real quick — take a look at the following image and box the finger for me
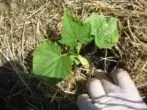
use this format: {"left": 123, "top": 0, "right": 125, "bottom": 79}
{"left": 87, "top": 78, "right": 105, "bottom": 99}
{"left": 94, "top": 69, "right": 119, "bottom": 93}
{"left": 77, "top": 94, "right": 96, "bottom": 110}
{"left": 111, "top": 69, "right": 136, "bottom": 90}
{"left": 101, "top": 79, "right": 120, "bottom": 93}
{"left": 77, "top": 94, "right": 91, "bottom": 106}
{"left": 94, "top": 69, "right": 107, "bottom": 80}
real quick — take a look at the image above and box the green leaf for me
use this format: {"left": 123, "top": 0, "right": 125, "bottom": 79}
{"left": 85, "top": 13, "right": 119, "bottom": 49}
{"left": 70, "top": 55, "right": 80, "bottom": 65}
{"left": 33, "top": 41, "right": 72, "bottom": 84}
{"left": 70, "top": 55, "right": 89, "bottom": 69}
{"left": 76, "top": 55, "right": 89, "bottom": 69}
{"left": 60, "top": 10, "right": 91, "bottom": 48}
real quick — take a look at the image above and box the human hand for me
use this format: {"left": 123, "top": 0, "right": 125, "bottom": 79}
{"left": 77, "top": 69, "right": 147, "bottom": 110}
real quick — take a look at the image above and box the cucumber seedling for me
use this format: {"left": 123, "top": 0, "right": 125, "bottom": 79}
{"left": 32, "top": 10, "right": 119, "bottom": 84}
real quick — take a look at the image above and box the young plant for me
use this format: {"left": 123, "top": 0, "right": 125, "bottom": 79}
{"left": 32, "top": 10, "right": 119, "bottom": 84}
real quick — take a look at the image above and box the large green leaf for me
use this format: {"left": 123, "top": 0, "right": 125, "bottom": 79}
{"left": 33, "top": 41, "right": 72, "bottom": 84}
{"left": 85, "top": 13, "right": 119, "bottom": 49}
{"left": 60, "top": 10, "right": 91, "bottom": 48}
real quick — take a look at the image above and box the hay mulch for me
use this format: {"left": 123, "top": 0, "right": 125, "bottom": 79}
{"left": 0, "top": 0, "right": 147, "bottom": 110}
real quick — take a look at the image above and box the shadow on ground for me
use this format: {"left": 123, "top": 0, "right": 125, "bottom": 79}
{"left": 0, "top": 61, "right": 78, "bottom": 110}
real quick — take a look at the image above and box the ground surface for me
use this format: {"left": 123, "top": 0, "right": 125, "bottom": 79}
{"left": 0, "top": 0, "right": 147, "bottom": 110}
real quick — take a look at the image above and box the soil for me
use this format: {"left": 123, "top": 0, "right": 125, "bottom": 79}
{"left": 0, "top": 0, "right": 147, "bottom": 110}
{"left": 81, "top": 41, "right": 124, "bottom": 73}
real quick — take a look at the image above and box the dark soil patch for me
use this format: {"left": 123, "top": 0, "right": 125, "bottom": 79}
{"left": 0, "top": 62, "right": 78, "bottom": 110}
{"left": 81, "top": 41, "right": 124, "bottom": 73}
